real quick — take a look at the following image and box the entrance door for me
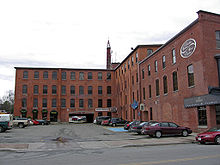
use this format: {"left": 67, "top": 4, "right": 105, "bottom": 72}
{"left": 216, "top": 105, "right": 220, "bottom": 125}
{"left": 198, "top": 106, "right": 207, "bottom": 126}
{"left": 50, "top": 111, "right": 58, "bottom": 122}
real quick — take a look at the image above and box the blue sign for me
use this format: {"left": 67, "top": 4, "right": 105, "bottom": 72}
{"left": 131, "top": 100, "right": 138, "bottom": 110}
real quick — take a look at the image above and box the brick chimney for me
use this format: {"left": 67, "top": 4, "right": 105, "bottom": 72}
{"left": 106, "top": 40, "right": 111, "bottom": 69}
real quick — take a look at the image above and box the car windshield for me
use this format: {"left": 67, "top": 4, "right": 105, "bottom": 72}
{"left": 207, "top": 128, "right": 220, "bottom": 132}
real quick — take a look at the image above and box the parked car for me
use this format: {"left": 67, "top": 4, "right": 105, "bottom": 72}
{"left": 130, "top": 121, "right": 158, "bottom": 134}
{"left": 94, "top": 116, "right": 111, "bottom": 125}
{"left": 13, "top": 118, "right": 31, "bottom": 128}
{"left": 142, "top": 122, "right": 192, "bottom": 138}
{"left": 32, "top": 120, "right": 40, "bottom": 125}
{"left": 124, "top": 121, "right": 140, "bottom": 130}
{"left": 109, "top": 118, "right": 127, "bottom": 127}
{"left": 101, "top": 119, "right": 110, "bottom": 126}
{"left": 196, "top": 127, "right": 220, "bottom": 144}
{"left": 0, "top": 114, "right": 13, "bottom": 130}
{"left": 36, "top": 119, "right": 50, "bottom": 125}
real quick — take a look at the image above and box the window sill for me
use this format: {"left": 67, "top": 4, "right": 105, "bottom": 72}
{"left": 188, "top": 85, "right": 195, "bottom": 89}
{"left": 198, "top": 125, "right": 208, "bottom": 128}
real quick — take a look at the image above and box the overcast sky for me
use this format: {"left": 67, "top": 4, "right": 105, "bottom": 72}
{"left": 0, "top": 0, "right": 219, "bottom": 98}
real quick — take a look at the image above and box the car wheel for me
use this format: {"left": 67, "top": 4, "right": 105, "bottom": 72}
{"left": 155, "top": 131, "right": 162, "bottom": 138}
{"left": 112, "top": 123, "right": 116, "bottom": 127}
{"left": 42, "top": 123, "right": 45, "bottom": 126}
{"left": 182, "top": 130, "right": 188, "bottom": 137}
{"left": 18, "top": 123, "right": 24, "bottom": 128}
{"left": 199, "top": 141, "right": 205, "bottom": 144}
{"left": 0, "top": 126, "right": 5, "bottom": 133}
{"left": 214, "top": 136, "right": 220, "bottom": 145}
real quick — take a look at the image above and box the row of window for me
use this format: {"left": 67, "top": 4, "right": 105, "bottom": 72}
{"left": 142, "top": 65, "right": 194, "bottom": 99}
{"left": 22, "top": 98, "right": 112, "bottom": 108}
{"left": 22, "top": 85, "right": 112, "bottom": 95}
{"left": 23, "top": 71, "right": 112, "bottom": 80}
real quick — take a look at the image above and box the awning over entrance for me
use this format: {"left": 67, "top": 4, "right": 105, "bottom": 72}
{"left": 184, "top": 94, "right": 220, "bottom": 108}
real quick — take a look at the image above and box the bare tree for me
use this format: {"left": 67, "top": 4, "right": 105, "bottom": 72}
{"left": 0, "top": 90, "right": 14, "bottom": 114}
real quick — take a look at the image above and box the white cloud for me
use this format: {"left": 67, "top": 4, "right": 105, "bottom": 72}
{"left": 0, "top": 0, "right": 220, "bottom": 97}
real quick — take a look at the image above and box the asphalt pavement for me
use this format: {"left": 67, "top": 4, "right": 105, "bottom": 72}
{"left": 0, "top": 124, "right": 197, "bottom": 152}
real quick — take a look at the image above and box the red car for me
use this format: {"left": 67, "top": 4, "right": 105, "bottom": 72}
{"left": 32, "top": 120, "right": 40, "bottom": 125}
{"left": 142, "top": 122, "right": 192, "bottom": 138}
{"left": 196, "top": 127, "right": 220, "bottom": 145}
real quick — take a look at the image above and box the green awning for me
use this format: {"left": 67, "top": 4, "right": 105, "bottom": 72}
{"left": 42, "top": 109, "right": 48, "bottom": 113}
{"left": 20, "top": 109, "right": 27, "bottom": 113}
{"left": 32, "top": 109, "right": 38, "bottom": 113}
{"left": 50, "top": 110, "right": 58, "bottom": 115}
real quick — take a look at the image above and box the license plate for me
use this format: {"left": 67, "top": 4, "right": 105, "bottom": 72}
{"left": 198, "top": 138, "right": 201, "bottom": 141}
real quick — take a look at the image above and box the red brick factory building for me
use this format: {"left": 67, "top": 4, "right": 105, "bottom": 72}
{"left": 14, "top": 10, "right": 220, "bottom": 131}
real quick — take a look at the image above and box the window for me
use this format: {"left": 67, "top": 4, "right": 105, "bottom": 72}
{"left": 122, "top": 67, "right": 123, "bottom": 74}
{"left": 148, "top": 65, "right": 151, "bottom": 76}
{"left": 198, "top": 106, "right": 207, "bottom": 126}
{"left": 22, "top": 98, "right": 27, "bottom": 107}
{"left": 88, "top": 72, "right": 92, "bottom": 80}
{"left": 33, "top": 98, "right": 38, "bottom": 108}
{"left": 98, "top": 86, "right": 102, "bottom": 94}
{"left": 52, "top": 85, "right": 57, "bottom": 94}
{"left": 162, "top": 55, "right": 166, "bottom": 69}
{"left": 22, "top": 85, "right": 27, "bottom": 94}
{"left": 147, "top": 49, "right": 153, "bottom": 56}
{"left": 61, "top": 99, "right": 66, "bottom": 108}
{"left": 70, "top": 99, "right": 75, "bottom": 108}
{"left": 43, "top": 85, "right": 48, "bottom": 94}
{"left": 79, "top": 86, "right": 84, "bottom": 95}
{"left": 150, "top": 107, "right": 153, "bottom": 120}
{"left": 136, "top": 52, "right": 138, "bottom": 63}
{"left": 124, "top": 64, "right": 126, "bottom": 72}
{"left": 34, "top": 71, "right": 39, "bottom": 79}
{"left": 155, "top": 60, "right": 158, "bottom": 72}
{"left": 163, "top": 76, "right": 168, "bottom": 94}
{"left": 70, "top": 72, "right": 75, "bottom": 80}
{"left": 136, "top": 73, "right": 138, "bottom": 82}
{"left": 142, "top": 69, "right": 144, "bottom": 79}
{"left": 79, "top": 99, "right": 84, "bottom": 108}
{"left": 107, "top": 99, "right": 111, "bottom": 107}
{"left": 149, "top": 85, "right": 152, "bottom": 98}
{"left": 70, "top": 86, "right": 75, "bottom": 95}
{"left": 61, "top": 85, "right": 66, "bottom": 95}
{"left": 43, "top": 71, "right": 48, "bottom": 79}
{"left": 42, "top": 98, "right": 47, "bottom": 108}
{"left": 23, "top": 71, "right": 28, "bottom": 79}
{"left": 98, "top": 99, "right": 102, "bottom": 107}
{"left": 52, "top": 99, "right": 56, "bottom": 107}
{"left": 107, "top": 73, "right": 111, "bottom": 80}
{"left": 128, "top": 60, "right": 130, "bottom": 69}
{"left": 133, "top": 109, "right": 135, "bottom": 120}
{"left": 216, "top": 31, "right": 220, "bottom": 49}
{"left": 62, "top": 72, "right": 66, "bottom": 80}
{"left": 172, "top": 49, "right": 176, "bottom": 64}
{"left": 173, "top": 71, "right": 178, "bottom": 91}
{"left": 187, "top": 65, "right": 195, "bottom": 87}
{"left": 132, "top": 92, "right": 134, "bottom": 101}
{"left": 107, "top": 86, "right": 111, "bottom": 94}
{"left": 156, "top": 79, "right": 159, "bottom": 96}
{"left": 88, "top": 99, "right": 93, "bottom": 108}
{"left": 34, "top": 85, "right": 38, "bottom": 94}
{"left": 79, "top": 72, "right": 84, "bottom": 80}
{"left": 132, "top": 56, "right": 134, "bottom": 66}
{"left": 52, "top": 71, "right": 57, "bottom": 80}
{"left": 88, "top": 86, "right": 93, "bottom": 95}
{"left": 98, "top": 72, "right": 102, "bottom": 80}
{"left": 143, "top": 87, "right": 145, "bottom": 100}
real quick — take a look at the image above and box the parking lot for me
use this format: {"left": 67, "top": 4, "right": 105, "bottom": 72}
{"left": 0, "top": 123, "right": 197, "bottom": 151}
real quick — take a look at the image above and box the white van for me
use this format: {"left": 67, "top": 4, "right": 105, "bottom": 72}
{"left": 0, "top": 114, "right": 13, "bottom": 129}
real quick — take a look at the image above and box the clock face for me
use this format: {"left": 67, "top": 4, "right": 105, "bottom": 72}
{"left": 180, "top": 38, "right": 196, "bottom": 58}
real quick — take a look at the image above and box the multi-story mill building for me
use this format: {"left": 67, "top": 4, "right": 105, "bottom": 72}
{"left": 14, "top": 10, "right": 220, "bottom": 131}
